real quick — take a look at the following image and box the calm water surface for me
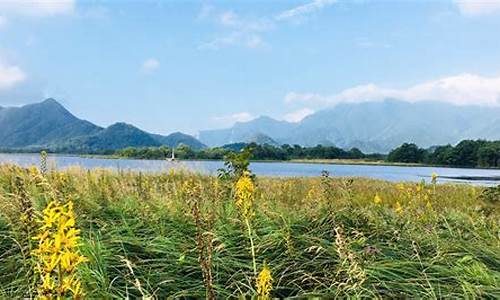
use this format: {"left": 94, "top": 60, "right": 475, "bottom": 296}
{"left": 1, "top": 153, "right": 499, "bottom": 185}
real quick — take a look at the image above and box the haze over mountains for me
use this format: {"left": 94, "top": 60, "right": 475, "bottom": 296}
{"left": 200, "top": 100, "right": 500, "bottom": 153}
{"left": 0, "top": 98, "right": 499, "bottom": 153}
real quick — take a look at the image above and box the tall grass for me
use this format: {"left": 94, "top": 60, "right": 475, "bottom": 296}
{"left": 0, "top": 163, "right": 498, "bottom": 299}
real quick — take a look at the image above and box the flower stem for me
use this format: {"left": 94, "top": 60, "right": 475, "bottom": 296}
{"left": 245, "top": 217, "right": 257, "bottom": 276}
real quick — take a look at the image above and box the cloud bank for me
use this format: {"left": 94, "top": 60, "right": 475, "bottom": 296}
{"left": 282, "top": 108, "right": 315, "bottom": 122}
{"left": 285, "top": 73, "right": 500, "bottom": 107}
{"left": 213, "top": 112, "right": 255, "bottom": 125}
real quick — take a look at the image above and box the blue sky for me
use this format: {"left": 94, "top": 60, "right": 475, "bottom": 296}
{"left": 1, "top": 0, "right": 500, "bottom": 135}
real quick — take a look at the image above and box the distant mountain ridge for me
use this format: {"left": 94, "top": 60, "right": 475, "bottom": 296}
{"left": 200, "top": 100, "right": 500, "bottom": 153}
{"left": 0, "top": 99, "right": 206, "bottom": 152}
{"left": 3, "top": 98, "right": 500, "bottom": 154}
{"left": 0, "top": 99, "right": 102, "bottom": 148}
{"left": 200, "top": 116, "right": 296, "bottom": 146}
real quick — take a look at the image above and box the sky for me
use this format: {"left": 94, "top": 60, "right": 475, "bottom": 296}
{"left": 1, "top": 0, "right": 500, "bottom": 136}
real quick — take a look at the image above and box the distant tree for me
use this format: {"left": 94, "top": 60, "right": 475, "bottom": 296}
{"left": 218, "top": 146, "right": 254, "bottom": 180}
{"left": 477, "top": 144, "right": 500, "bottom": 168}
{"left": 175, "top": 144, "right": 195, "bottom": 159}
{"left": 347, "top": 147, "right": 364, "bottom": 159}
{"left": 387, "top": 143, "right": 426, "bottom": 163}
{"left": 426, "top": 145, "right": 454, "bottom": 165}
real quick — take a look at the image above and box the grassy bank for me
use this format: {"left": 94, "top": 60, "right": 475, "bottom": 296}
{"left": 0, "top": 164, "right": 498, "bottom": 298}
{"left": 289, "top": 158, "right": 424, "bottom": 167}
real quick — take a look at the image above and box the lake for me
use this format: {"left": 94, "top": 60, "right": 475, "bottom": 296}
{"left": 1, "top": 153, "right": 499, "bottom": 185}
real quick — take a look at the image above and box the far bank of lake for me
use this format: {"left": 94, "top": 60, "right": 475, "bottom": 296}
{"left": 1, "top": 153, "right": 499, "bottom": 185}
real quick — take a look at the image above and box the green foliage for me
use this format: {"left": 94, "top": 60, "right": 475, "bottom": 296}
{"left": 427, "top": 140, "right": 500, "bottom": 168}
{"left": 387, "top": 140, "right": 500, "bottom": 168}
{"left": 0, "top": 98, "right": 101, "bottom": 149}
{"left": 479, "top": 185, "right": 500, "bottom": 204}
{"left": 0, "top": 166, "right": 498, "bottom": 298}
{"left": 117, "top": 143, "right": 374, "bottom": 162}
{"left": 387, "top": 143, "right": 427, "bottom": 163}
{"left": 218, "top": 147, "right": 253, "bottom": 180}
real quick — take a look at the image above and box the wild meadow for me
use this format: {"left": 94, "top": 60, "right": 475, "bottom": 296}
{"left": 0, "top": 156, "right": 499, "bottom": 299}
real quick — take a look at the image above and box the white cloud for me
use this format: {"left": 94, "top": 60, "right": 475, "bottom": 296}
{"left": 282, "top": 108, "right": 315, "bottom": 122}
{"left": 141, "top": 58, "right": 160, "bottom": 73}
{"left": 285, "top": 73, "right": 500, "bottom": 107}
{"left": 0, "top": 0, "right": 75, "bottom": 17}
{"left": 0, "top": 62, "right": 26, "bottom": 90}
{"left": 218, "top": 11, "right": 270, "bottom": 32}
{"left": 199, "top": 0, "right": 337, "bottom": 50}
{"left": 454, "top": 0, "right": 500, "bottom": 16}
{"left": 213, "top": 112, "right": 255, "bottom": 125}
{"left": 199, "top": 9, "right": 271, "bottom": 50}
{"left": 275, "top": 0, "right": 337, "bottom": 21}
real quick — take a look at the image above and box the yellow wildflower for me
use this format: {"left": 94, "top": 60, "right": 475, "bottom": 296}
{"left": 235, "top": 171, "right": 258, "bottom": 276}
{"left": 256, "top": 264, "right": 273, "bottom": 300}
{"left": 373, "top": 193, "right": 382, "bottom": 205}
{"left": 394, "top": 201, "right": 403, "bottom": 215}
{"left": 426, "top": 201, "right": 433, "bottom": 210}
{"left": 431, "top": 172, "right": 438, "bottom": 185}
{"left": 235, "top": 171, "right": 255, "bottom": 219}
{"left": 32, "top": 200, "right": 87, "bottom": 299}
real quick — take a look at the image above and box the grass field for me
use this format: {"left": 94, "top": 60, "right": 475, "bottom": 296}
{"left": 0, "top": 163, "right": 498, "bottom": 299}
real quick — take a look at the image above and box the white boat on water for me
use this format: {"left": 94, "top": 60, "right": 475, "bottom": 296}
{"left": 167, "top": 148, "right": 176, "bottom": 162}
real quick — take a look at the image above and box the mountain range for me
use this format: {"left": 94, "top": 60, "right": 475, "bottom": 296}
{"left": 200, "top": 100, "right": 500, "bottom": 153}
{"left": 1, "top": 98, "right": 499, "bottom": 153}
{"left": 0, "top": 99, "right": 206, "bottom": 152}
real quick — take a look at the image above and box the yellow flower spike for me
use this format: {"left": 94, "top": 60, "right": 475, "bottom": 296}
{"left": 394, "top": 201, "right": 403, "bottom": 215}
{"left": 373, "top": 193, "right": 382, "bottom": 205}
{"left": 235, "top": 171, "right": 255, "bottom": 219}
{"left": 32, "top": 200, "right": 87, "bottom": 299}
{"left": 234, "top": 171, "right": 258, "bottom": 276}
{"left": 256, "top": 263, "right": 273, "bottom": 300}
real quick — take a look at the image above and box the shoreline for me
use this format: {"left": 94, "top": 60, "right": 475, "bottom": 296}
{"left": 1, "top": 152, "right": 500, "bottom": 171}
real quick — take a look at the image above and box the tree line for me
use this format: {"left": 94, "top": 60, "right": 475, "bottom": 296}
{"left": 116, "top": 143, "right": 384, "bottom": 161}
{"left": 116, "top": 139, "right": 499, "bottom": 168}
{"left": 387, "top": 140, "right": 500, "bottom": 168}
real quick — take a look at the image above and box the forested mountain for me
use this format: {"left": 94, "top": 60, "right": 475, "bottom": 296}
{"left": 0, "top": 98, "right": 102, "bottom": 148}
{"left": 0, "top": 99, "right": 205, "bottom": 152}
